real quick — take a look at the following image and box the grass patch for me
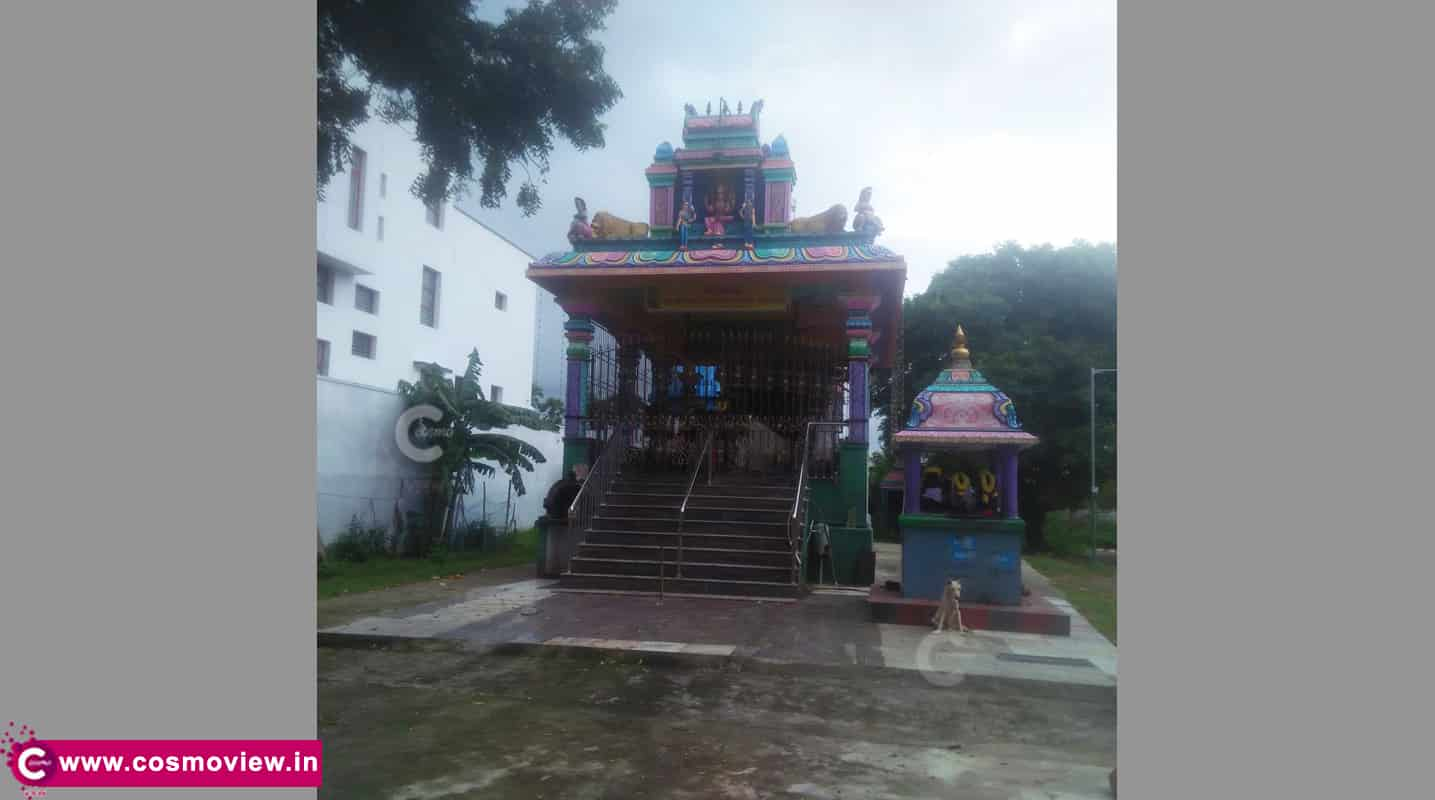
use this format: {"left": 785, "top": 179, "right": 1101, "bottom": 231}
{"left": 1041, "top": 510, "right": 1116, "bottom": 559}
{"left": 1025, "top": 554, "right": 1117, "bottom": 644}
{"left": 318, "top": 528, "right": 538, "bottom": 600}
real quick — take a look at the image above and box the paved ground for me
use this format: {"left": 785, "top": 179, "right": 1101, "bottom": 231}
{"left": 321, "top": 548, "right": 1116, "bottom": 688}
{"left": 319, "top": 640, "right": 1116, "bottom": 799}
{"left": 319, "top": 564, "right": 535, "bottom": 629}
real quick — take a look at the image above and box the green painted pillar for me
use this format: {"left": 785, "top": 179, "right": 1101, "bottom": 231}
{"left": 561, "top": 313, "right": 595, "bottom": 473}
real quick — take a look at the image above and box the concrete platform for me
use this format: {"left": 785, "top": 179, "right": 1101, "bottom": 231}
{"left": 321, "top": 568, "right": 1115, "bottom": 688}
{"left": 866, "top": 584, "right": 1074, "bottom": 636}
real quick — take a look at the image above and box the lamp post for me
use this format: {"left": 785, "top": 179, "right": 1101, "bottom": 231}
{"left": 1090, "top": 367, "right": 1118, "bottom": 565}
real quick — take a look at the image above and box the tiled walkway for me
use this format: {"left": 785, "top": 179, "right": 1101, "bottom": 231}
{"left": 322, "top": 549, "right": 1116, "bottom": 688}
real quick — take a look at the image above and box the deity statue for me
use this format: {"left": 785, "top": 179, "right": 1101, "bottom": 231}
{"left": 703, "top": 182, "right": 735, "bottom": 236}
{"left": 737, "top": 195, "right": 757, "bottom": 251}
{"left": 567, "top": 197, "right": 593, "bottom": 244}
{"left": 675, "top": 198, "right": 697, "bottom": 251}
{"left": 750, "top": 99, "right": 764, "bottom": 118}
{"left": 851, "top": 187, "right": 884, "bottom": 236}
{"left": 684, "top": 103, "right": 697, "bottom": 116}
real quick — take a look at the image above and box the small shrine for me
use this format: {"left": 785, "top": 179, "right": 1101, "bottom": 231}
{"left": 891, "top": 326, "right": 1038, "bottom": 605}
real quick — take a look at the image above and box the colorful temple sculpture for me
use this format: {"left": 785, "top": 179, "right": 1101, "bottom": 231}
{"left": 527, "top": 101, "right": 905, "bottom": 598}
{"left": 891, "top": 326, "right": 1039, "bottom": 605}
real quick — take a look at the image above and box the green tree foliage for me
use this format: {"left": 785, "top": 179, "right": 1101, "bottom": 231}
{"left": 398, "top": 350, "right": 557, "bottom": 554}
{"left": 318, "top": 0, "right": 623, "bottom": 214}
{"left": 874, "top": 241, "right": 1117, "bottom": 550}
{"left": 532, "top": 383, "right": 565, "bottom": 429}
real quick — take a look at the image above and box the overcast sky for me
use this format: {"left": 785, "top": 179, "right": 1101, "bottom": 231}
{"left": 459, "top": 0, "right": 1116, "bottom": 296}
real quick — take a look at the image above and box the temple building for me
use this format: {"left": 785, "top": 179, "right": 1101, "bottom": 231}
{"left": 526, "top": 101, "right": 905, "bottom": 597}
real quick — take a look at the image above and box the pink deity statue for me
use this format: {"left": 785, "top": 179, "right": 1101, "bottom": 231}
{"left": 703, "top": 183, "right": 735, "bottom": 236}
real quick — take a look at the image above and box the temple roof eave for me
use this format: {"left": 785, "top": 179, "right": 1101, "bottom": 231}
{"left": 893, "top": 430, "right": 1040, "bottom": 450}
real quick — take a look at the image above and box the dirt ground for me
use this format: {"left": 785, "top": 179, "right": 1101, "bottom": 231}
{"left": 319, "top": 640, "right": 1116, "bottom": 799}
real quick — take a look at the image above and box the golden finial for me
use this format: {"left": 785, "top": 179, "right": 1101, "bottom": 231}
{"left": 951, "top": 325, "right": 971, "bottom": 366}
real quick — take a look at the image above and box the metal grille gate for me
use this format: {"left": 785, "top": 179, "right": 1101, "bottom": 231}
{"left": 580, "top": 323, "right": 846, "bottom": 479}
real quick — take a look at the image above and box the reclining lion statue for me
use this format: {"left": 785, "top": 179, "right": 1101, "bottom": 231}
{"left": 787, "top": 204, "right": 848, "bottom": 234}
{"left": 591, "top": 211, "right": 650, "bottom": 239}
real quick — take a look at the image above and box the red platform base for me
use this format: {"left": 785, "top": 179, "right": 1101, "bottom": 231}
{"left": 867, "top": 585, "right": 1072, "bottom": 636}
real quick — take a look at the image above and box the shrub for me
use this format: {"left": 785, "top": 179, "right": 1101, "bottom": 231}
{"left": 329, "top": 515, "right": 389, "bottom": 563}
{"left": 429, "top": 540, "right": 449, "bottom": 566}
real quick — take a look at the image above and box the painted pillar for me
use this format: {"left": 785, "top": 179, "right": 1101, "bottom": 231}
{"left": 680, "top": 171, "right": 695, "bottom": 215}
{"left": 645, "top": 160, "right": 677, "bottom": 236}
{"left": 1001, "top": 447, "right": 1020, "bottom": 519}
{"left": 843, "top": 296, "right": 878, "bottom": 444}
{"left": 903, "top": 449, "right": 922, "bottom": 513}
{"left": 562, "top": 314, "right": 596, "bottom": 473}
{"left": 761, "top": 155, "right": 795, "bottom": 230}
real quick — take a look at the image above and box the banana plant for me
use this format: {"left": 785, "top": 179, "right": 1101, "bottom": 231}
{"left": 397, "top": 349, "right": 555, "bottom": 553}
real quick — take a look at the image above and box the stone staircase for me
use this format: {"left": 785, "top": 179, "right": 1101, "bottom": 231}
{"left": 559, "top": 472, "right": 801, "bottom": 598}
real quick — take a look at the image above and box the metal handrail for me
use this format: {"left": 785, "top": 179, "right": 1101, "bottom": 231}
{"left": 565, "top": 422, "right": 632, "bottom": 560}
{"left": 790, "top": 421, "right": 849, "bottom": 588}
{"left": 675, "top": 426, "right": 716, "bottom": 579}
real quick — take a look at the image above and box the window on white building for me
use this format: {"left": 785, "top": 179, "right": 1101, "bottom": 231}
{"left": 377, "top": 216, "right": 385, "bottom": 241}
{"left": 347, "top": 148, "right": 366, "bottom": 231}
{"left": 351, "top": 331, "right": 376, "bottom": 359}
{"left": 317, "top": 263, "right": 334, "bottom": 305}
{"left": 420, "top": 267, "right": 440, "bottom": 327}
{"left": 355, "top": 284, "right": 379, "bottom": 314}
{"left": 490, "top": 385, "right": 503, "bottom": 404}
{"left": 379, "top": 172, "right": 387, "bottom": 198}
{"left": 317, "top": 339, "right": 330, "bottom": 376}
{"left": 494, "top": 291, "right": 507, "bottom": 311}
{"left": 425, "top": 197, "right": 444, "bottom": 229}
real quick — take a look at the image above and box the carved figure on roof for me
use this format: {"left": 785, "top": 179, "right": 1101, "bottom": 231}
{"left": 684, "top": 103, "right": 697, "bottom": 116}
{"left": 676, "top": 199, "right": 697, "bottom": 251}
{"left": 567, "top": 197, "right": 593, "bottom": 244}
{"left": 851, "top": 187, "right": 885, "bottom": 236}
{"left": 737, "top": 101, "right": 743, "bottom": 114}
{"left": 737, "top": 195, "right": 757, "bottom": 251}
{"left": 590, "top": 211, "right": 650, "bottom": 239}
{"left": 788, "top": 204, "right": 848, "bottom": 234}
{"left": 750, "top": 99, "right": 764, "bottom": 118}
{"left": 719, "top": 98, "right": 729, "bottom": 116}
{"left": 706, "top": 101, "right": 711, "bottom": 115}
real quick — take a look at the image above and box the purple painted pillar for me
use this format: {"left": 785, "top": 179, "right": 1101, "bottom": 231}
{"left": 553, "top": 313, "right": 588, "bottom": 465}
{"left": 1001, "top": 447, "right": 1020, "bottom": 519}
{"left": 844, "top": 298, "right": 876, "bottom": 445}
{"left": 848, "top": 360, "right": 868, "bottom": 442}
{"left": 564, "top": 360, "right": 585, "bottom": 438}
{"left": 903, "top": 449, "right": 922, "bottom": 513}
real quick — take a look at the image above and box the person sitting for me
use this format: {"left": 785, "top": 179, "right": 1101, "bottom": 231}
{"left": 542, "top": 469, "right": 583, "bottom": 521}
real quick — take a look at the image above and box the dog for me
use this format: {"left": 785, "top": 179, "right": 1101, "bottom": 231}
{"left": 932, "top": 578, "right": 970, "bottom": 633}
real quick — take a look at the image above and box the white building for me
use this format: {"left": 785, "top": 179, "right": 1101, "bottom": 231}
{"left": 316, "top": 117, "right": 561, "bottom": 543}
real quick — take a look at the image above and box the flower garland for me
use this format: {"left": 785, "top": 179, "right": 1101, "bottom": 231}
{"left": 952, "top": 472, "right": 972, "bottom": 494}
{"left": 979, "top": 469, "right": 998, "bottom": 504}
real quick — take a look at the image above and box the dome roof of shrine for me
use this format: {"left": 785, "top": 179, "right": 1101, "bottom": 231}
{"left": 893, "top": 326, "right": 1039, "bottom": 451}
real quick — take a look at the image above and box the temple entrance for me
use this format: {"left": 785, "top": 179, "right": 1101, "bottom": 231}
{"left": 579, "top": 321, "right": 845, "bottom": 481}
